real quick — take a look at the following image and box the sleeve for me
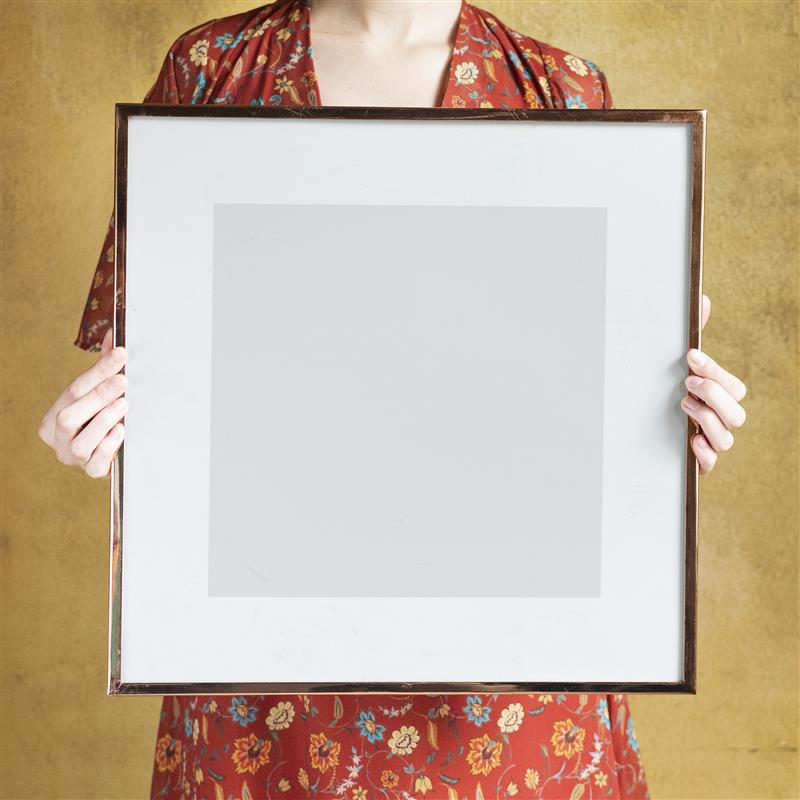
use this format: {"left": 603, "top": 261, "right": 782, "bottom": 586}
{"left": 598, "top": 67, "right": 614, "bottom": 110}
{"left": 73, "top": 37, "right": 188, "bottom": 351}
{"left": 607, "top": 693, "right": 650, "bottom": 798}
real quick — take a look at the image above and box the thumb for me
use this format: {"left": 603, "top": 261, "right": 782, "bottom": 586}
{"left": 100, "top": 325, "right": 114, "bottom": 355}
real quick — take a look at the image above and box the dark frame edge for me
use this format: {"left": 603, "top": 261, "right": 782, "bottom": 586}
{"left": 107, "top": 105, "right": 705, "bottom": 696}
{"left": 107, "top": 103, "right": 129, "bottom": 696}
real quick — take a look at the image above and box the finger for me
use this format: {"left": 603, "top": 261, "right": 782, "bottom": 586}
{"left": 53, "top": 372, "right": 127, "bottom": 454}
{"left": 685, "top": 375, "right": 747, "bottom": 430}
{"left": 68, "top": 396, "right": 129, "bottom": 464}
{"left": 84, "top": 423, "right": 125, "bottom": 479}
{"left": 680, "top": 394, "right": 734, "bottom": 452}
{"left": 686, "top": 349, "right": 747, "bottom": 401}
{"left": 45, "top": 345, "right": 127, "bottom": 428}
{"left": 691, "top": 432, "right": 717, "bottom": 474}
{"left": 701, "top": 294, "right": 711, "bottom": 330}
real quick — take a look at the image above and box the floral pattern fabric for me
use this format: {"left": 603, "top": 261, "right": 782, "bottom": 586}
{"left": 74, "top": 1, "right": 646, "bottom": 798}
{"left": 153, "top": 692, "right": 648, "bottom": 800}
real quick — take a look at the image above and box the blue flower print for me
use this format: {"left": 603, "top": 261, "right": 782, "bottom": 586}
{"left": 626, "top": 715, "right": 641, "bottom": 754}
{"left": 565, "top": 93, "right": 589, "bottom": 109}
{"left": 595, "top": 698, "right": 611, "bottom": 730}
{"left": 215, "top": 31, "right": 244, "bottom": 51}
{"left": 183, "top": 708, "right": 193, "bottom": 737}
{"left": 228, "top": 696, "right": 257, "bottom": 727}
{"left": 463, "top": 695, "right": 491, "bottom": 727}
{"left": 190, "top": 71, "right": 206, "bottom": 105}
{"left": 355, "top": 710, "right": 385, "bottom": 743}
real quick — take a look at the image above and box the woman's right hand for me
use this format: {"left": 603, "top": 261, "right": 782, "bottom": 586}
{"left": 38, "top": 327, "right": 128, "bottom": 478}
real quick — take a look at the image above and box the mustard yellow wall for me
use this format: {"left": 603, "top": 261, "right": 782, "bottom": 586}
{"left": 2, "top": 1, "right": 797, "bottom": 798}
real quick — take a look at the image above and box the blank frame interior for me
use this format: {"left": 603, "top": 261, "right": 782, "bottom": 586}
{"left": 116, "top": 109, "right": 699, "bottom": 690}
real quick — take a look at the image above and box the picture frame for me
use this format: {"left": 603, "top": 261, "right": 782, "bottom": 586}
{"left": 109, "top": 104, "right": 705, "bottom": 695}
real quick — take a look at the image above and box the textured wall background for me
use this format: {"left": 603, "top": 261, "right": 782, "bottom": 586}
{"left": 2, "top": 1, "right": 797, "bottom": 798}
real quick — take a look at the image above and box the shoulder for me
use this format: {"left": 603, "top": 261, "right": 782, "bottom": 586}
{"left": 153, "top": 0, "right": 305, "bottom": 104}
{"left": 464, "top": 1, "right": 612, "bottom": 109}
{"left": 166, "top": 0, "right": 295, "bottom": 61}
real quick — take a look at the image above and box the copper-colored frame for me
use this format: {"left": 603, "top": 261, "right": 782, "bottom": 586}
{"left": 109, "top": 104, "right": 705, "bottom": 696}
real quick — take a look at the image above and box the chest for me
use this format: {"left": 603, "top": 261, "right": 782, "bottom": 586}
{"left": 309, "top": 35, "right": 454, "bottom": 107}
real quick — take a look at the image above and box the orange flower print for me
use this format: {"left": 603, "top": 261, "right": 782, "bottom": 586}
{"left": 451, "top": 95, "right": 466, "bottom": 108}
{"left": 550, "top": 718, "right": 586, "bottom": 759}
{"left": 301, "top": 70, "right": 317, "bottom": 87}
{"left": 543, "top": 53, "right": 557, "bottom": 72}
{"left": 298, "top": 767, "right": 309, "bottom": 790}
{"left": 309, "top": 731, "right": 341, "bottom": 773}
{"left": 466, "top": 733, "right": 503, "bottom": 776}
{"left": 231, "top": 733, "right": 271, "bottom": 774}
{"left": 380, "top": 770, "right": 399, "bottom": 789}
{"left": 524, "top": 85, "right": 542, "bottom": 109}
{"left": 154, "top": 734, "right": 182, "bottom": 773}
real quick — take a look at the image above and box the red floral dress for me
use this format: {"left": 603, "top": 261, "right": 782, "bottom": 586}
{"left": 74, "top": 1, "right": 649, "bottom": 798}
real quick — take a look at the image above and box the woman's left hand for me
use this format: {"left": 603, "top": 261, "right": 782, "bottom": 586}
{"left": 681, "top": 294, "right": 748, "bottom": 474}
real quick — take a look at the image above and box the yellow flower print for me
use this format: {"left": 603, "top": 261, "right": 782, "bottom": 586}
{"left": 352, "top": 787, "right": 368, "bottom": 800}
{"left": 194, "top": 767, "right": 204, "bottom": 785}
{"left": 479, "top": 100, "right": 493, "bottom": 108}
{"left": 451, "top": 95, "right": 466, "bottom": 108}
{"left": 525, "top": 768, "right": 540, "bottom": 789}
{"left": 498, "top": 702, "right": 524, "bottom": 733}
{"left": 388, "top": 724, "right": 420, "bottom": 755}
{"left": 154, "top": 734, "right": 181, "bottom": 773}
{"left": 256, "top": 54, "right": 267, "bottom": 66}
{"left": 276, "top": 77, "right": 294, "bottom": 93}
{"left": 192, "top": 717, "right": 199, "bottom": 744}
{"left": 208, "top": 700, "right": 218, "bottom": 714}
{"left": 538, "top": 694, "right": 553, "bottom": 704}
{"left": 543, "top": 53, "right": 557, "bottom": 72}
{"left": 309, "top": 731, "right": 341, "bottom": 773}
{"left": 594, "top": 771, "right": 608, "bottom": 788}
{"left": 466, "top": 733, "right": 503, "bottom": 776}
{"left": 537, "top": 76, "right": 551, "bottom": 98}
{"left": 434, "top": 699, "right": 451, "bottom": 718}
{"left": 381, "top": 770, "right": 399, "bottom": 789}
{"left": 415, "top": 774, "right": 433, "bottom": 795}
{"left": 298, "top": 767, "right": 309, "bottom": 790}
{"left": 276, "top": 27, "right": 292, "bottom": 42}
{"left": 506, "top": 781, "right": 519, "bottom": 796}
{"left": 266, "top": 700, "right": 295, "bottom": 731}
{"left": 524, "top": 85, "right": 542, "bottom": 109}
{"left": 189, "top": 38, "right": 209, "bottom": 67}
{"left": 454, "top": 61, "right": 479, "bottom": 85}
{"left": 278, "top": 777, "right": 291, "bottom": 792}
{"left": 245, "top": 19, "right": 272, "bottom": 41}
{"left": 563, "top": 53, "right": 589, "bottom": 76}
{"left": 550, "top": 718, "right": 586, "bottom": 759}
{"left": 231, "top": 733, "right": 271, "bottom": 775}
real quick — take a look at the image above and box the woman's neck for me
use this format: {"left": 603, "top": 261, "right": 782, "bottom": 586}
{"left": 310, "top": 0, "right": 463, "bottom": 48}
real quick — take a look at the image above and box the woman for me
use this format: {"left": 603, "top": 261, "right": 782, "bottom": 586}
{"left": 39, "top": 0, "right": 748, "bottom": 797}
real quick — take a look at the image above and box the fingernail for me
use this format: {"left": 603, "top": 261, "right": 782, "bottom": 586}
{"left": 682, "top": 395, "right": 700, "bottom": 411}
{"left": 686, "top": 375, "right": 703, "bottom": 390}
{"left": 688, "top": 348, "right": 706, "bottom": 367}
